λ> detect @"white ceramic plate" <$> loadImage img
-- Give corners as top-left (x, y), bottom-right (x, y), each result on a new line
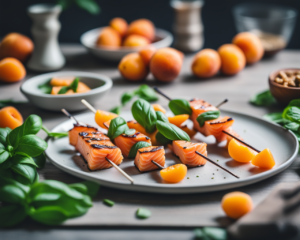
top-left (45, 110), bottom-right (298, 194)
top-left (80, 27), bottom-right (173, 61)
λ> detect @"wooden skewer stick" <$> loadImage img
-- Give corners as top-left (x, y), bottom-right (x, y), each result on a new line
top-left (195, 151), bottom-right (240, 179)
top-left (216, 99), bottom-right (228, 108)
top-left (106, 157), bottom-right (134, 184)
top-left (222, 130), bottom-right (260, 153)
top-left (81, 99), bottom-right (97, 114)
top-left (153, 87), bottom-right (172, 101)
top-left (151, 160), bottom-right (165, 169)
top-left (61, 108), bottom-right (79, 124)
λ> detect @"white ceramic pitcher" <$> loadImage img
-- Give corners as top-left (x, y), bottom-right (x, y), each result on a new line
top-left (27, 4), bottom-right (65, 72)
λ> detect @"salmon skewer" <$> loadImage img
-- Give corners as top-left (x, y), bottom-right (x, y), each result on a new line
top-left (134, 146), bottom-right (165, 172)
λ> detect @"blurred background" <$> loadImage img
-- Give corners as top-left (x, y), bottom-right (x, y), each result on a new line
top-left (1, 0), bottom-right (299, 49)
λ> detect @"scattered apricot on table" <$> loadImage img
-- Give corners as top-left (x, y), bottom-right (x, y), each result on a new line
top-left (232, 32), bottom-right (264, 64)
top-left (139, 46), bottom-right (156, 68)
top-left (123, 34), bottom-right (149, 47)
top-left (151, 104), bottom-right (166, 114)
top-left (251, 148), bottom-right (275, 169)
top-left (218, 44), bottom-right (246, 75)
top-left (168, 114), bottom-right (189, 127)
top-left (127, 19), bottom-right (155, 42)
top-left (150, 47), bottom-right (183, 82)
top-left (160, 164), bottom-right (187, 183)
top-left (0, 57), bottom-right (26, 83)
top-left (118, 52), bottom-right (149, 81)
top-left (95, 110), bottom-right (118, 129)
top-left (96, 27), bottom-right (121, 48)
top-left (0, 106), bottom-right (23, 129)
top-left (221, 191), bottom-right (253, 219)
top-left (228, 139), bottom-right (257, 163)
top-left (109, 17), bottom-right (128, 37)
top-left (191, 49), bottom-right (221, 78)
top-left (0, 33), bottom-right (34, 62)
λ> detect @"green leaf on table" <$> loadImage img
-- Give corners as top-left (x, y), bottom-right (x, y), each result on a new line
top-left (169, 99), bottom-right (192, 115)
top-left (69, 181), bottom-right (99, 198)
top-left (103, 199), bottom-right (115, 207)
top-left (29, 206), bottom-right (69, 225)
top-left (156, 120), bottom-right (190, 142)
top-left (0, 204), bottom-right (27, 228)
top-left (128, 141), bottom-right (151, 158)
top-left (75, 0), bottom-right (100, 15)
top-left (121, 92), bottom-right (134, 106)
top-left (58, 86), bottom-right (70, 94)
top-left (107, 117), bottom-right (129, 140)
top-left (110, 106), bottom-right (122, 115)
top-left (0, 127), bottom-right (11, 145)
top-left (0, 149), bottom-right (9, 164)
top-left (284, 107), bottom-right (300, 123)
top-left (284, 122), bottom-right (300, 132)
top-left (0, 184), bottom-right (26, 204)
top-left (31, 193), bottom-right (61, 202)
top-left (11, 163), bottom-right (37, 184)
top-left (155, 131), bottom-right (172, 145)
top-left (15, 135), bottom-right (47, 157)
top-left (202, 227), bottom-right (227, 240)
top-left (132, 99), bottom-right (157, 133)
top-left (135, 85), bottom-right (158, 102)
top-left (38, 79), bottom-right (52, 94)
top-left (69, 78), bottom-right (79, 92)
top-left (32, 152), bottom-right (46, 168)
top-left (156, 111), bottom-right (169, 123)
top-left (136, 208), bottom-right (151, 219)
top-left (250, 90), bottom-right (276, 106)
top-left (197, 110), bottom-right (220, 127)
top-left (263, 113), bottom-right (283, 123)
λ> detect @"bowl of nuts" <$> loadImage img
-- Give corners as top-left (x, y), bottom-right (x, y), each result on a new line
top-left (269, 68), bottom-right (300, 106)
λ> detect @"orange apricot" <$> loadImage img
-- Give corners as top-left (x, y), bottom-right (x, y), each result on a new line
top-left (218, 44), bottom-right (246, 75)
top-left (232, 32), bottom-right (264, 64)
top-left (160, 164), bottom-right (187, 183)
top-left (150, 48), bottom-right (183, 82)
top-left (127, 19), bottom-right (155, 42)
top-left (0, 33), bottom-right (34, 62)
top-left (127, 120), bottom-right (148, 135)
top-left (180, 125), bottom-right (197, 138)
top-left (118, 53), bottom-right (149, 81)
top-left (251, 148), bottom-right (275, 169)
top-left (50, 77), bottom-right (74, 86)
top-left (151, 104), bottom-right (166, 114)
top-left (123, 34), bottom-right (150, 47)
top-left (95, 110), bottom-right (118, 129)
top-left (221, 191), bottom-right (253, 219)
top-left (168, 114), bottom-right (189, 127)
top-left (0, 106), bottom-right (23, 129)
top-left (96, 27), bottom-right (121, 48)
top-left (77, 82), bottom-right (91, 93)
top-left (109, 17), bottom-right (128, 37)
top-left (139, 46), bottom-right (156, 67)
top-left (191, 49), bottom-right (221, 78)
top-left (0, 57), bottom-right (26, 83)
top-left (228, 139), bottom-right (257, 163)
top-left (51, 86), bottom-right (74, 95)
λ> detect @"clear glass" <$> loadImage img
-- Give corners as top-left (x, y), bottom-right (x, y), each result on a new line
top-left (233, 3), bottom-right (297, 54)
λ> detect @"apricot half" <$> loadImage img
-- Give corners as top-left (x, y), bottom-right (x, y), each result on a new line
top-left (95, 110), bottom-right (118, 129)
top-left (152, 104), bottom-right (166, 114)
top-left (0, 106), bottom-right (23, 129)
top-left (160, 164), bottom-right (187, 183)
top-left (0, 57), bottom-right (26, 83)
top-left (168, 114), bottom-right (189, 127)
top-left (251, 148), bottom-right (275, 169)
top-left (228, 139), bottom-right (257, 163)
top-left (221, 191), bottom-right (253, 219)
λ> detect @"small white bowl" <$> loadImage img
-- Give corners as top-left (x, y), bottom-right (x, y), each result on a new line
top-left (21, 71), bottom-right (112, 112)
top-left (80, 27), bottom-right (173, 61)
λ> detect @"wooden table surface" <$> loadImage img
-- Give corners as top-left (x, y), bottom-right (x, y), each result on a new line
top-left (1, 45), bottom-right (300, 239)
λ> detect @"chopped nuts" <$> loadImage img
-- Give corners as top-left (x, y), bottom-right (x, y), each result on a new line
top-left (274, 70), bottom-right (300, 87)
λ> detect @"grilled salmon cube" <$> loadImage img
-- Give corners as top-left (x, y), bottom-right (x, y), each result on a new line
top-left (134, 146), bottom-right (165, 172)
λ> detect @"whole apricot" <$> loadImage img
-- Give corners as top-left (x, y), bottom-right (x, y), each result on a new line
top-left (110, 17), bottom-right (128, 37)
top-left (0, 33), bottom-right (34, 62)
top-left (139, 46), bottom-right (156, 67)
top-left (118, 53), bottom-right (148, 81)
top-left (192, 49), bottom-right (221, 78)
top-left (127, 19), bottom-right (155, 42)
top-left (150, 48), bottom-right (183, 82)
top-left (123, 34), bottom-right (150, 47)
top-left (0, 106), bottom-right (23, 129)
top-left (96, 27), bottom-right (121, 48)
top-left (0, 57), bottom-right (26, 83)
top-left (232, 32), bottom-right (264, 64)
top-left (218, 44), bottom-right (246, 75)
top-left (221, 191), bottom-right (253, 219)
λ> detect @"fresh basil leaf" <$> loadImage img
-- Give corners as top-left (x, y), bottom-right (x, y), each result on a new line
top-left (11, 163), bottom-right (37, 184)
top-left (109, 106), bottom-right (121, 115)
top-left (0, 142), bottom-right (4, 150)
top-left (136, 208), bottom-right (151, 219)
top-left (15, 135), bottom-right (47, 157)
top-left (58, 86), bottom-right (69, 94)
top-left (75, 0), bottom-right (100, 15)
top-left (284, 107), bottom-right (300, 123)
top-left (156, 111), bottom-right (169, 123)
top-left (128, 141), bottom-right (151, 158)
top-left (69, 78), bottom-right (79, 92)
top-left (263, 113), bottom-right (283, 123)
top-left (107, 117), bottom-right (129, 140)
top-left (132, 99), bottom-right (157, 133)
top-left (103, 199), bottom-right (114, 207)
top-left (29, 206), bottom-right (69, 225)
top-left (202, 227), bottom-right (227, 240)
top-left (287, 99), bottom-right (300, 108)
top-left (136, 85), bottom-right (158, 102)
top-left (194, 228), bottom-right (207, 240)
top-left (0, 127), bottom-right (11, 145)
top-left (121, 92), bottom-right (134, 106)
top-left (0, 149), bottom-right (9, 164)
top-left (0, 204), bottom-right (27, 228)
top-left (68, 183), bottom-right (88, 195)
top-left (250, 90), bottom-right (276, 106)
top-left (155, 131), bottom-right (172, 145)
top-left (7, 125), bottom-right (23, 147)
top-left (0, 184), bottom-right (26, 204)
top-left (0, 158), bottom-right (13, 169)
top-left (0, 169), bottom-right (30, 193)
top-left (284, 122), bottom-right (300, 132)
top-left (23, 115), bottom-right (43, 136)
top-left (38, 79), bottom-right (52, 94)
top-left (31, 193), bottom-right (61, 202)
top-left (32, 153), bottom-right (46, 168)
top-left (197, 111), bottom-right (220, 127)
top-left (124, 128), bottom-right (136, 136)
top-left (156, 121), bottom-right (190, 141)
top-left (12, 154), bottom-right (38, 167)
top-left (169, 99), bottom-right (192, 115)
top-left (70, 181), bottom-right (99, 198)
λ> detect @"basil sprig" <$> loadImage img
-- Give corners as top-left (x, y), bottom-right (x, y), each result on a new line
top-left (128, 141), bottom-right (151, 158)
top-left (42, 126), bottom-right (68, 138)
top-left (107, 117), bottom-right (135, 140)
top-left (38, 79), bottom-right (52, 94)
top-left (196, 110), bottom-right (220, 127)
top-left (156, 120), bottom-right (190, 142)
top-left (169, 99), bottom-right (192, 116)
top-left (132, 99), bottom-right (157, 133)
top-left (58, 78), bottom-right (80, 94)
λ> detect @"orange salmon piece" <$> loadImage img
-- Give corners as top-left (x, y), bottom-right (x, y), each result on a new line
top-left (134, 146), bottom-right (165, 172)
top-left (172, 140), bottom-right (207, 167)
